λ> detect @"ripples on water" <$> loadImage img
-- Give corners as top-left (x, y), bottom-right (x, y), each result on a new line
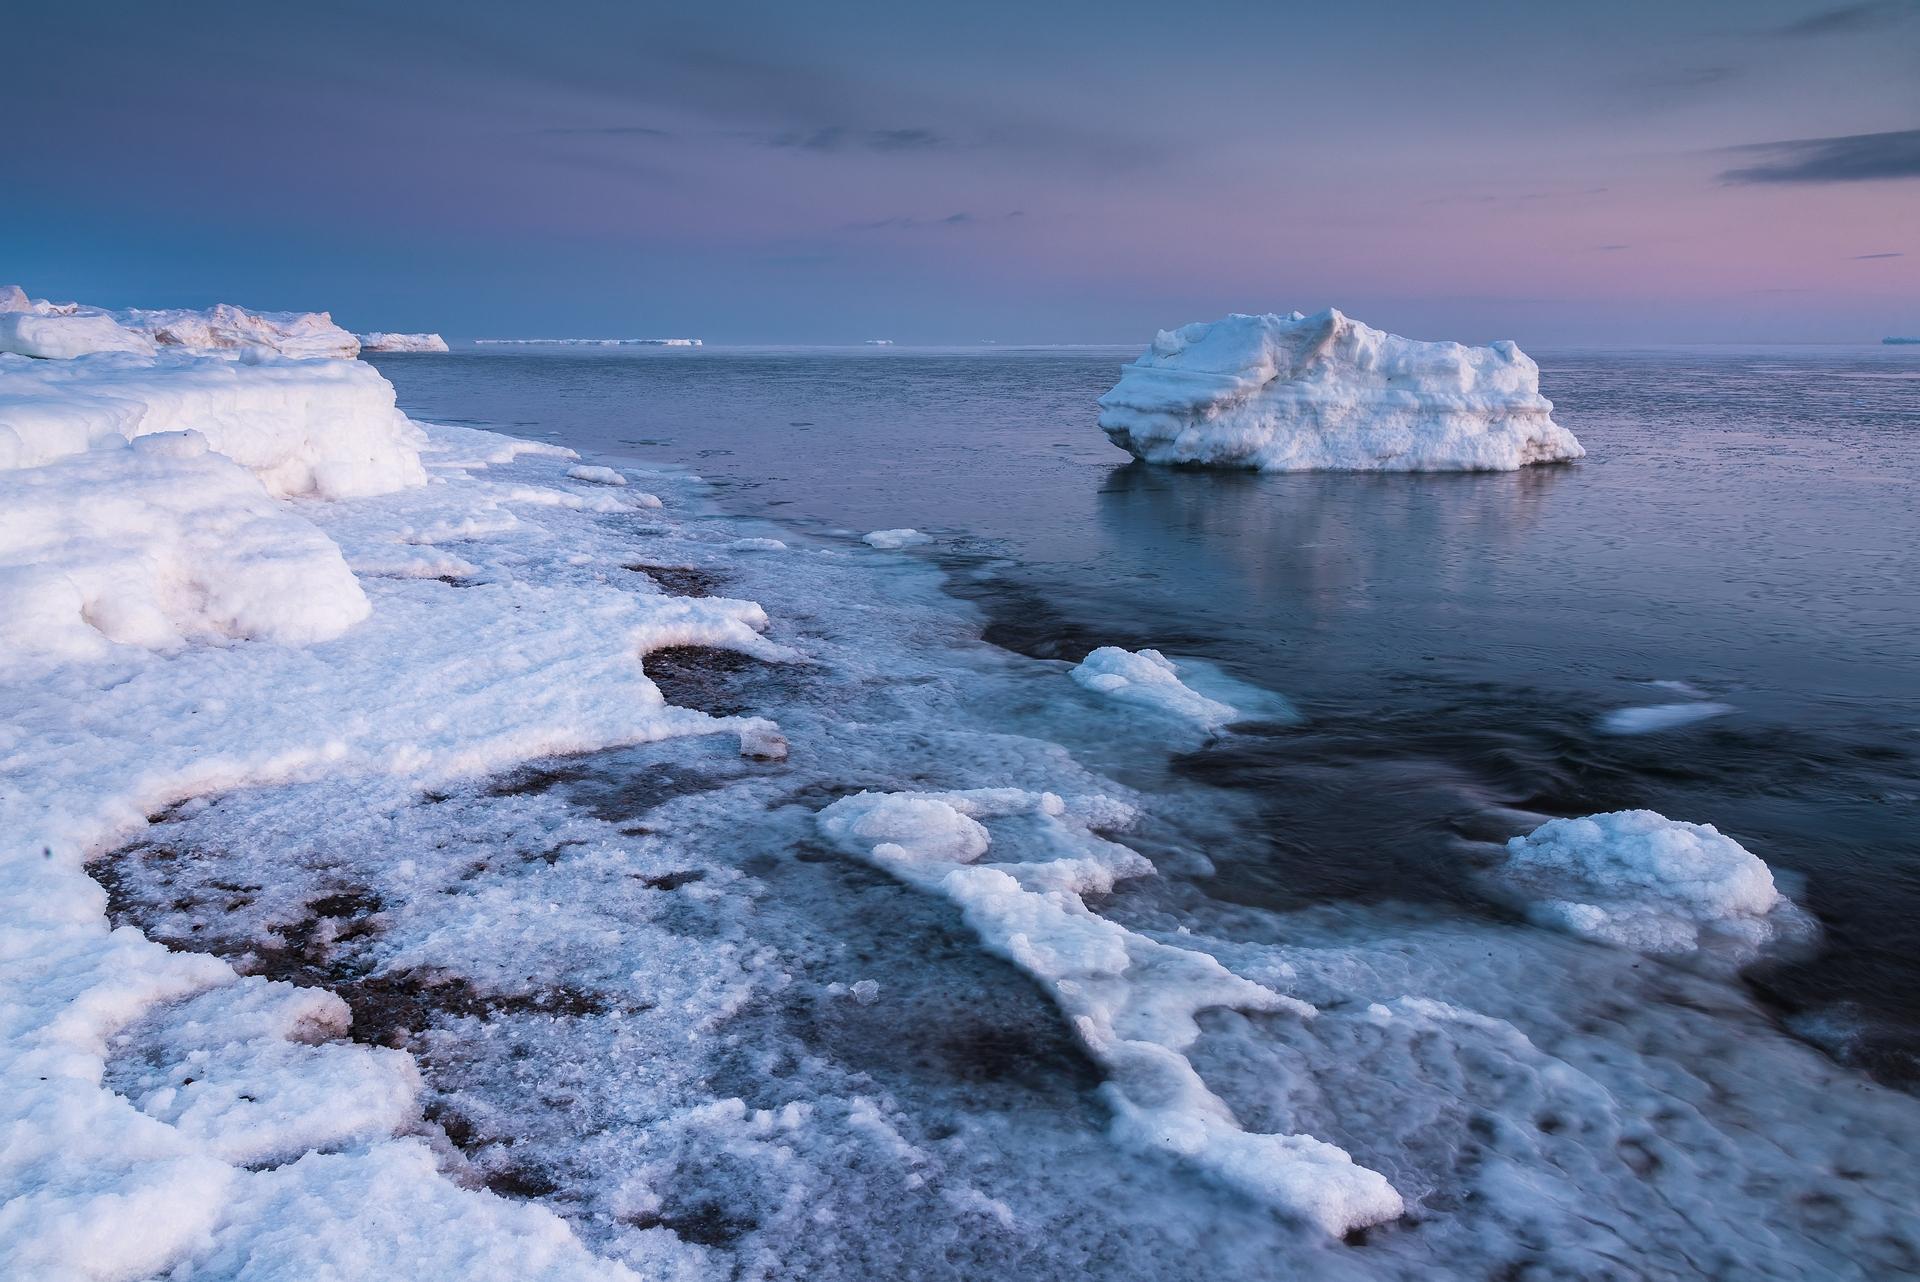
top-left (371, 343), bottom-right (1920, 1081)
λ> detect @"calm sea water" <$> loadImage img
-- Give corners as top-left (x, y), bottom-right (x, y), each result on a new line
top-left (369, 344), bottom-right (1920, 1081)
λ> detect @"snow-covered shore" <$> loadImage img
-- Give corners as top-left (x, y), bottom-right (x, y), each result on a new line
top-left (4, 292), bottom-right (1918, 1282)
top-left (1097, 310), bottom-right (1584, 472)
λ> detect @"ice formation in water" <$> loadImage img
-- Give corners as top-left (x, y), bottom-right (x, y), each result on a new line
top-left (1599, 701), bottom-right (1733, 735)
top-left (359, 332), bottom-right (451, 353)
top-left (861, 528), bottom-right (932, 549)
top-left (1497, 810), bottom-right (1809, 958)
top-left (1097, 309), bottom-right (1584, 472)
top-left (1070, 647), bottom-right (1239, 730)
top-left (1, 286), bottom-right (361, 360)
top-left (815, 788), bottom-right (1404, 1236)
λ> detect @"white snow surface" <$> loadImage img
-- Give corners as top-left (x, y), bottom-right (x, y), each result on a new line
top-left (1069, 648), bottom-right (1239, 730)
top-left (816, 788), bottom-right (1404, 1236)
top-left (1497, 810), bottom-right (1809, 958)
top-left (359, 332), bottom-right (451, 353)
top-left (0, 323), bottom-right (794, 1281)
top-left (2, 287), bottom-right (359, 360)
top-left (1097, 309), bottom-right (1584, 472)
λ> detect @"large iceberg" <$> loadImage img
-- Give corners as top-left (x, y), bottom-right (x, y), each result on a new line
top-left (0, 286), bottom-right (359, 360)
top-left (1097, 309), bottom-right (1584, 472)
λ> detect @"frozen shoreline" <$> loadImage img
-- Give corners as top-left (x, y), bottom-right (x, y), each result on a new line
top-left (4, 299), bottom-right (1918, 1281)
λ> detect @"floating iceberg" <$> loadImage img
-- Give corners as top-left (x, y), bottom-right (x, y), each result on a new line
top-left (1, 286), bottom-right (360, 360)
top-left (1496, 810), bottom-right (1811, 959)
top-left (861, 527), bottom-right (931, 549)
top-left (1097, 309), bottom-right (1584, 472)
top-left (359, 332), bottom-right (450, 353)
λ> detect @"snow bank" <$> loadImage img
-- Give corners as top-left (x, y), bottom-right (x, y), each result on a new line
top-left (1, 287), bottom-right (359, 360)
top-left (359, 332), bottom-right (451, 354)
top-left (1097, 309), bottom-right (1584, 472)
top-left (818, 788), bottom-right (1404, 1236)
top-left (861, 528), bottom-right (931, 549)
top-left (566, 464), bottom-right (628, 486)
top-left (1070, 647), bottom-right (1238, 730)
top-left (1497, 810), bottom-right (1809, 958)
top-left (0, 348), bottom-right (427, 499)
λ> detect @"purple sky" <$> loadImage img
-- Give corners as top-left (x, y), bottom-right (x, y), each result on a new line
top-left (6, 0), bottom-right (1916, 343)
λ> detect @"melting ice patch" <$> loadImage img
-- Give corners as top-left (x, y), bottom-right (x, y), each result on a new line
top-left (1599, 701), bottom-right (1733, 735)
top-left (1496, 810), bottom-right (1811, 959)
top-left (862, 528), bottom-right (932, 549)
top-left (1070, 648), bottom-right (1238, 730)
top-left (1097, 309), bottom-right (1584, 472)
top-left (816, 787), bottom-right (1405, 1236)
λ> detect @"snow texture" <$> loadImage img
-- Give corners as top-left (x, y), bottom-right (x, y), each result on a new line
top-left (2, 286), bottom-right (360, 360)
top-left (360, 332), bottom-right (451, 353)
top-left (1097, 309), bottom-right (1584, 472)
top-left (1497, 810), bottom-right (1809, 958)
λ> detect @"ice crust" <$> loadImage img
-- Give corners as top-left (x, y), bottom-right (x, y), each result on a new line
top-left (1097, 310), bottom-right (1584, 472)
top-left (1497, 810), bottom-right (1809, 958)
top-left (360, 332), bottom-right (451, 353)
top-left (817, 788), bottom-right (1405, 1235)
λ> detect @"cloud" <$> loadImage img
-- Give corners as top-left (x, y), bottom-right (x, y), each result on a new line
top-left (845, 210), bottom-right (1023, 232)
top-left (1720, 128), bottom-right (1920, 183)
top-left (1772, 2), bottom-right (1912, 37)
top-left (1851, 250), bottom-right (1903, 258)
top-left (767, 126), bottom-right (947, 153)
top-left (539, 125), bottom-right (672, 138)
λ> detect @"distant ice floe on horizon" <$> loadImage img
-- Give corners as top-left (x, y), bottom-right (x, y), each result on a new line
top-left (1495, 810), bottom-right (1813, 961)
top-left (861, 527), bottom-right (932, 549)
top-left (1599, 701), bottom-right (1733, 735)
top-left (1097, 309), bottom-right (1584, 473)
top-left (359, 332), bottom-right (450, 353)
top-left (1, 284), bottom-right (361, 360)
top-left (473, 336), bottom-right (702, 347)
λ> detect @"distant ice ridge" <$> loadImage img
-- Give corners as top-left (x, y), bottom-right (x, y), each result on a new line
top-left (0, 296), bottom-right (792, 1280)
top-left (1, 284), bottom-right (360, 360)
top-left (1097, 309), bottom-right (1584, 472)
top-left (360, 332), bottom-right (450, 353)
top-left (816, 788), bottom-right (1404, 1236)
top-left (474, 337), bottom-right (702, 347)
top-left (1496, 810), bottom-right (1812, 959)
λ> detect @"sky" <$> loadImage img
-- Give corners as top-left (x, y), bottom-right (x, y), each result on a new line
top-left (5, 0), bottom-right (1916, 344)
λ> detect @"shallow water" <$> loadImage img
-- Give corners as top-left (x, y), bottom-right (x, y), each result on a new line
top-left (370, 343), bottom-right (1920, 1082)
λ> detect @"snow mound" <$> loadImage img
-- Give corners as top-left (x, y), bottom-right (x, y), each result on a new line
top-left (0, 431), bottom-right (372, 662)
top-left (0, 347), bottom-right (426, 500)
top-left (1497, 810), bottom-right (1810, 958)
top-left (862, 528), bottom-right (932, 549)
top-left (566, 464), bottom-right (627, 486)
top-left (1070, 647), bottom-right (1238, 730)
top-left (818, 787), bottom-right (1404, 1236)
top-left (1097, 309), bottom-right (1584, 472)
top-left (1599, 702), bottom-right (1733, 735)
top-left (359, 332), bottom-right (450, 354)
top-left (0, 287), bottom-right (359, 360)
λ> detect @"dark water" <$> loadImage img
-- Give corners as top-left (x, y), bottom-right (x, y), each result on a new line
top-left (369, 343), bottom-right (1920, 1081)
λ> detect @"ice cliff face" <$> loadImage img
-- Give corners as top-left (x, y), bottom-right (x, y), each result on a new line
top-left (1097, 309), bottom-right (1584, 472)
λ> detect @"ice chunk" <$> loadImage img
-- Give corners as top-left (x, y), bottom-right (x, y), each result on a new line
top-left (1069, 647), bottom-right (1239, 730)
top-left (1599, 702), bottom-right (1733, 735)
top-left (862, 528), bottom-right (932, 549)
top-left (358, 332), bottom-right (450, 353)
top-left (1497, 810), bottom-right (1810, 958)
top-left (565, 464), bottom-right (628, 486)
top-left (0, 288), bottom-right (359, 360)
top-left (818, 787), bottom-right (1404, 1235)
top-left (1098, 309), bottom-right (1584, 472)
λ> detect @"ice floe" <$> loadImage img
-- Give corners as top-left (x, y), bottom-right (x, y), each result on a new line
top-left (360, 332), bottom-right (451, 353)
top-left (1069, 647), bottom-right (1239, 730)
top-left (1495, 810), bottom-right (1811, 958)
top-left (861, 528), bottom-right (932, 549)
top-left (1097, 309), bottom-right (1584, 472)
top-left (1599, 701), bottom-right (1733, 735)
